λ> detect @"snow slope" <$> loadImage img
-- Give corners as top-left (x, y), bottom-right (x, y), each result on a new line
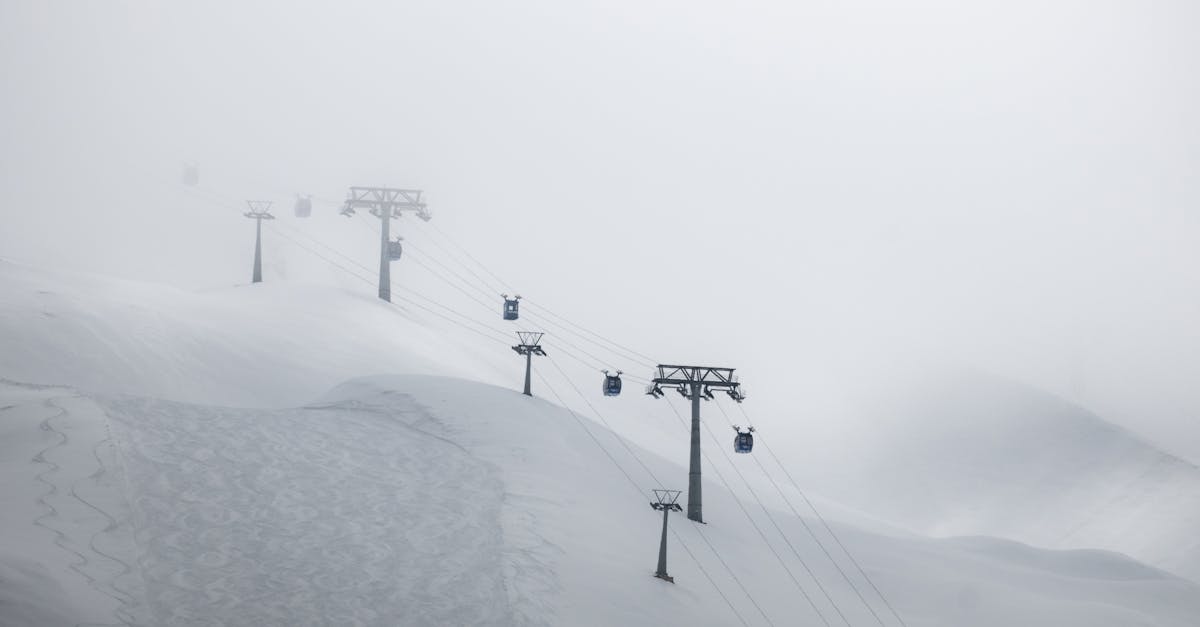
top-left (0, 259), bottom-right (511, 407)
top-left (792, 372), bottom-right (1200, 582)
top-left (2, 261), bottom-right (1200, 626)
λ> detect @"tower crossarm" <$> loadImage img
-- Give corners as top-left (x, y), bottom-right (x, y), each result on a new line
top-left (342, 187), bottom-right (427, 218)
top-left (649, 365), bottom-right (744, 401)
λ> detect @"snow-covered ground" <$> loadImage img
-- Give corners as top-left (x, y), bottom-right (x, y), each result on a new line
top-left (2, 260), bottom-right (1199, 626)
top-left (790, 372), bottom-right (1200, 583)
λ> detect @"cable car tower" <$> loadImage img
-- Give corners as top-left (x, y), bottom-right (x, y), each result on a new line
top-left (243, 200), bottom-right (275, 284)
top-left (512, 332), bottom-right (547, 396)
top-left (339, 186), bottom-right (431, 302)
top-left (650, 489), bottom-right (684, 583)
top-left (647, 365), bottom-right (745, 523)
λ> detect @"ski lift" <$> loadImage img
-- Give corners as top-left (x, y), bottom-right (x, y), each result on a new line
top-left (733, 426), bottom-right (755, 454)
top-left (602, 370), bottom-right (623, 397)
top-left (294, 195), bottom-right (312, 218)
top-left (502, 294), bottom-right (521, 320)
top-left (182, 164), bottom-right (198, 186)
top-left (388, 237), bottom-right (404, 261)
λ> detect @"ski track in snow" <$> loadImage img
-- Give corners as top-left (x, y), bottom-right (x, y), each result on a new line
top-left (25, 386), bottom-right (143, 627)
top-left (104, 394), bottom-right (514, 627)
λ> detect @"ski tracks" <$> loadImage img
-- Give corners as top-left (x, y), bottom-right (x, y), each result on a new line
top-left (24, 387), bottom-right (146, 626)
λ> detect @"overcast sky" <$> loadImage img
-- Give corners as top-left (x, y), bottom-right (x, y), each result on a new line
top-left (2, 0), bottom-right (1198, 461)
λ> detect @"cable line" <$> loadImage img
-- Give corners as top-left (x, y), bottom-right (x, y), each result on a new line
top-left (659, 401), bottom-right (834, 627)
top-left (407, 219), bottom-right (659, 368)
top-left (383, 230), bottom-right (649, 377)
top-left (415, 220), bottom-right (513, 294)
top-left (706, 403), bottom-right (852, 626)
top-left (714, 407), bottom-right (886, 626)
top-left (402, 240), bottom-right (499, 303)
top-left (522, 299), bottom-right (658, 369)
top-left (404, 253), bottom-right (499, 317)
top-left (523, 298), bottom-right (659, 367)
top-left (401, 221), bottom-right (656, 373)
top-left (547, 356), bottom-right (664, 486)
top-left (520, 308), bottom-right (656, 373)
top-left (736, 407), bottom-right (908, 627)
top-left (270, 228), bottom-right (512, 347)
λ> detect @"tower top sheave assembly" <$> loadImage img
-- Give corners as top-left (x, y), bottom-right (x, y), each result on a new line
top-left (339, 187), bottom-right (432, 221)
top-left (646, 365), bottom-right (745, 402)
top-left (513, 331), bottom-right (546, 353)
top-left (243, 200), bottom-right (276, 220)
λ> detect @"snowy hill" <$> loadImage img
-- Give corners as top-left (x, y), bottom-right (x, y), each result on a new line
top-left (0, 259), bottom-right (511, 407)
top-left (793, 373), bottom-right (1200, 582)
top-left (2, 261), bottom-right (1200, 626)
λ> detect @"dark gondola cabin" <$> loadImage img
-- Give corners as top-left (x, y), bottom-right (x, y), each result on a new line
top-left (388, 239), bottom-right (403, 261)
top-left (603, 370), bottom-right (623, 396)
top-left (503, 295), bottom-right (521, 320)
top-left (733, 426), bottom-right (754, 454)
top-left (294, 195), bottom-right (312, 217)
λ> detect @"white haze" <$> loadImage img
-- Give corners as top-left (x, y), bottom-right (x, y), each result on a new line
top-left (2, 0), bottom-right (1198, 462)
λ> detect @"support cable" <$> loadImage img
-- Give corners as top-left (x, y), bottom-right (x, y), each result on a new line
top-left (546, 356), bottom-right (664, 487)
top-left (661, 401), bottom-right (834, 627)
top-left (416, 220), bottom-right (513, 294)
top-left (270, 228), bottom-right (512, 347)
top-left (402, 240), bottom-right (500, 303)
top-left (399, 223), bottom-right (656, 372)
top-left (736, 406), bottom-right (909, 627)
top-left (523, 298), bottom-right (659, 366)
top-left (714, 405), bottom-right (886, 627)
top-left (386, 232), bottom-right (648, 377)
top-left (706, 403), bottom-right (852, 626)
top-left (407, 220), bottom-right (659, 368)
top-left (404, 253), bottom-right (500, 317)
top-left (521, 309), bottom-right (656, 372)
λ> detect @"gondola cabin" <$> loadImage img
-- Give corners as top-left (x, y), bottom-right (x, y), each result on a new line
top-left (603, 370), bottom-right (623, 396)
top-left (733, 426), bottom-right (755, 454)
top-left (182, 164), bottom-right (198, 186)
top-left (503, 295), bottom-right (521, 320)
top-left (388, 239), bottom-right (403, 261)
top-left (294, 195), bottom-right (312, 217)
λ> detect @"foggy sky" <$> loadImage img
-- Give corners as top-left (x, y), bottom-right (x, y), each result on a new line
top-left (2, 0), bottom-right (1198, 461)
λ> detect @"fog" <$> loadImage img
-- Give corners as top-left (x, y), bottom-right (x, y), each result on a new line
top-left (3, 0), bottom-right (1198, 461)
